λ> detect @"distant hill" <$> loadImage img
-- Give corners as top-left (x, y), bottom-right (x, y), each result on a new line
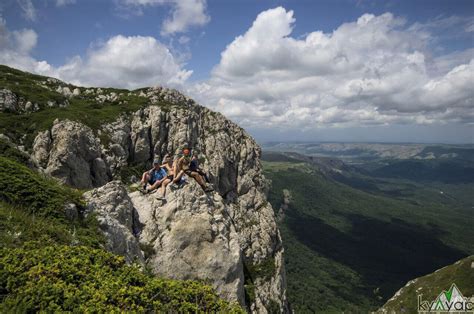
top-left (371, 159), bottom-right (474, 184)
top-left (378, 256), bottom-right (474, 313)
top-left (263, 152), bottom-right (473, 312)
top-left (262, 142), bottom-right (474, 162)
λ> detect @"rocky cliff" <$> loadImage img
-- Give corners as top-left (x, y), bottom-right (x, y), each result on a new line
top-left (1, 66), bottom-right (288, 313)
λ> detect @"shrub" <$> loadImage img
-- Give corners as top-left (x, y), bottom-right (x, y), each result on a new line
top-left (0, 154), bottom-right (103, 249)
top-left (0, 245), bottom-right (244, 312)
top-left (246, 257), bottom-right (276, 282)
top-left (0, 157), bottom-right (82, 219)
top-left (0, 139), bottom-right (31, 166)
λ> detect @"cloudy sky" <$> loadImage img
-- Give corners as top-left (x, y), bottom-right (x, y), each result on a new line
top-left (1, 0), bottom-right (473, 143)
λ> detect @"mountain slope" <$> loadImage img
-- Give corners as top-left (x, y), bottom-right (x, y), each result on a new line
top-left (263, 158), bottom-right (472, 312)
top-left (0, 65), bottom-right (288, 313)
top-left (0, 141), bottom-right (242, 312)
top-left (379, 256), bottom-right (474, 313)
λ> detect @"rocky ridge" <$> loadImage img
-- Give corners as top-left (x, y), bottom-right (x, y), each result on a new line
top-left (16, 78), bottom-right (288, 312)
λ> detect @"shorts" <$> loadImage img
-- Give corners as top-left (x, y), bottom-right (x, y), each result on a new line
top-left (167, 175), bottom-right (174, 181)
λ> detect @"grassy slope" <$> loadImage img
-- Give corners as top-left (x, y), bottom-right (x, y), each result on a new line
top-left (263, 161), bottom-right (473, 312)
top-left (0, 65), bottom-right (180, 147)
top-left (0, 136), bottom-right (241, 311)
top-left (379, 255), bottom-right (474, 313)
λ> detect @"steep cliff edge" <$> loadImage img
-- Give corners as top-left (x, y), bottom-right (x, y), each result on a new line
top-left (0, 65), bottom-right (288, 312)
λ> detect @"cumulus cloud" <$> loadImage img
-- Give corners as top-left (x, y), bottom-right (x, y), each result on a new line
top-left (119, 0), bottom-right (210, 35)
top-left (0, 18), bottom-right (192, 89)
top-left (0, 18), bottom-right (51, 75)
top-left (12, 29), bottom-right (37, 53)
top-left (54, 35), bottom-right (192, 88)
top-left (160, 0), bottom-right (210, 35)
top-left (188, 7), bottom-right (474, 129)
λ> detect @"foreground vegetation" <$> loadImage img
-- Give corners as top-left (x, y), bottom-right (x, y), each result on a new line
top-left (0, 139), bottom-right (242, 312)
top-left (1, 245), bottom-right (240, 312)
top-left (263, 159), bottom-right (473, 312)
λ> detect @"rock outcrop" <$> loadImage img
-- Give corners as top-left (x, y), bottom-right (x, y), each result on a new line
top-left (84, 181), bottom-right (144, 265)
top-left (0, 88), bottom-right (40, 113)
top-left (31, 87), bottom-right (288, 312)
top-left (33, 119), bottom-right (110, 189)
top-left (130, 180), bottom-right (244, 305)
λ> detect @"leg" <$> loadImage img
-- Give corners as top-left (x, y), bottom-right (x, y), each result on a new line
top-left (173, 170), bottom-right (184, 183)
top-left (160, 178), bottom-right (171, 196)
top-left (148, 180), bottom-right (161, 192)
top-left (198, 170), bottom-right (210, 183)
top-left (140, 172), bottom-right (150, 190)
top-left (140, 172), bottom-right (149, 184)
top-left (190, 171), bottom-right (206, 189)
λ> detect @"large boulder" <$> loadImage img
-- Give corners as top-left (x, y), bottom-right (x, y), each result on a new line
top-left (84, 181), bottom-right (144, 265)
top-left (0, 89), bottom-right (18, 112)
top-left (34, 119), bottom-right (109, 188)
top-left (130, 180), bottom-right (245, 305)
top-left (84, 180), bottom-right (245, 305)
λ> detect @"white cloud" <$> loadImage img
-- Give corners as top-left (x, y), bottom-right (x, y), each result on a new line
top-left (56, 0), bottom-right (76, 7)
top-left (0, 18), bottom-right (192, 89)
top-left (119, 0), bottom-right (210, 35)
top-left (12, 29), bottom-right (37, 53)
top-left (0, 18), bottom-right (50, 75)
top-left (188, 7), bottom-right (474, 129)
top-left (55, 35), bottom-right (193, 88)
top-left (161, 0), bottom-right (210, 35)
top-left (178, 35), bottom-right (190, 44)
top-left (466, 21), bottom-right (474, 33)
top-left (16, 0), bottom-right (36, 21)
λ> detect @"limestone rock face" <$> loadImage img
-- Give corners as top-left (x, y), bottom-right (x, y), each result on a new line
top-left (0, 89), bottom-right (18, 112)
top-left (129, 181), bottom-right (245, 305)
top-left (32, 130), bottom-right (51, 168)
top-left (0, 89), bottom-right (40, 113)
top-left (84, 181), bottom-right (144, 264)
top-left (36, 119), bottom-right (110, 188)
top-left (32, 87), bottom-right (288, 312)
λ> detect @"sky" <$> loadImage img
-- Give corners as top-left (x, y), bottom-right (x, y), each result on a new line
top-left (0, 0), bottom-right (473, 144)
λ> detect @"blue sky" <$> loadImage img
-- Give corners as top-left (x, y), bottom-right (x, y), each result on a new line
top-left (1, 0), bottom-right (473, 143)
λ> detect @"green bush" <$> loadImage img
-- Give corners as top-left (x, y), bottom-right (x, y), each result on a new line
top-left (0, 202), bottom-right (103, 249)
top-left (243, 257), bottom-right (276, 306)
top-left (0, 148), bottom-right (104, 249)
top-left (0, 157), bottom-right (83, 219)
top-left (246, 257), bottom-right (276, 282)
top-left (0, 139), bottom-right (31, 166)
top-left (0, 245), bottom-right (243, 312)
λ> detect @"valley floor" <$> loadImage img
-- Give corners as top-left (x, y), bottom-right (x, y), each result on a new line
top-left (263, 159), bottom-right (473, 312)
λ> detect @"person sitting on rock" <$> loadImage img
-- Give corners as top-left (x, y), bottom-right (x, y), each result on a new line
top-left (190, 151), bottom-right (210, 183)
top-left (161, 153), bottom-right (174, 182)
top-left (173, 147), bottom-right (213, 192)
top-left (140, 159), bottom-right (171, 197)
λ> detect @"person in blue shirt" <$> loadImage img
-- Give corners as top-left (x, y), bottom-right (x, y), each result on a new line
top-left (140, 159), bottom-right (171, 197)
